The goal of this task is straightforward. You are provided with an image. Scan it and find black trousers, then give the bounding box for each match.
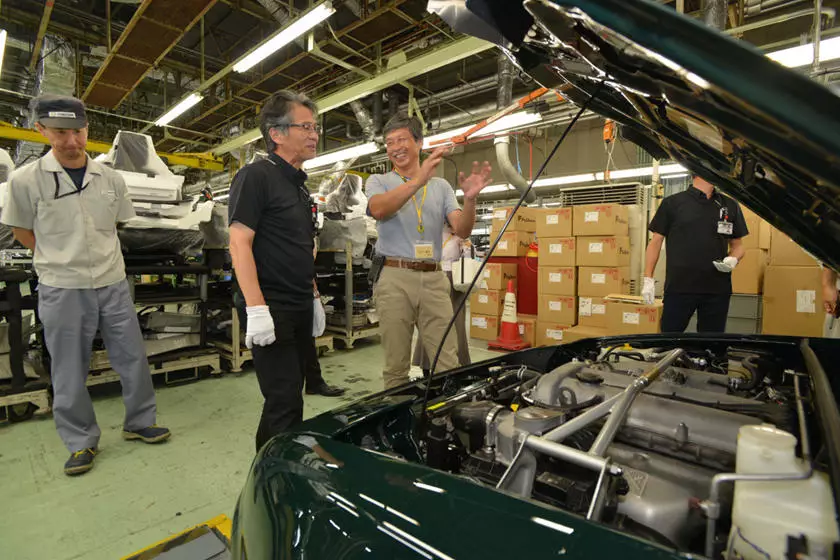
[304,335,326,391]
[240,304,314,453]
[661,293,731,333]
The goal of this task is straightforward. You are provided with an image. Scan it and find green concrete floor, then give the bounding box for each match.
[0,338,496,560]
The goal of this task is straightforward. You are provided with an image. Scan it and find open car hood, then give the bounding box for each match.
[432,0,840,270]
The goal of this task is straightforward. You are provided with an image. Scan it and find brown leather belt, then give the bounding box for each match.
[384,258,441,272]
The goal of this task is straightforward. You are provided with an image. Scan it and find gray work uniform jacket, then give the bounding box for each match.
[0,151,136,289]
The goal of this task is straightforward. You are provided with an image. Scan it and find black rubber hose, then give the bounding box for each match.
[740,356,763,390]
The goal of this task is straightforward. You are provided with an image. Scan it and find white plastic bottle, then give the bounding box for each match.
[728,424,839,559]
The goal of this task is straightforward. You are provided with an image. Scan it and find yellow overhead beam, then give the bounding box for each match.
[0,122,224,171]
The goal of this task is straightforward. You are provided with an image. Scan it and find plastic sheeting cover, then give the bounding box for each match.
[118,228,204,255]
[100,131,173,177]
[319,216,368,258]
[199,204,229,249]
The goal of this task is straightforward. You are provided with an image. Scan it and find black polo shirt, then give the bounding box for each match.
[649,186,748,295]
[228,153,314,310]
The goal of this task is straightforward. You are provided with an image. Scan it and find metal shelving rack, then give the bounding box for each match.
[321,241,379,349]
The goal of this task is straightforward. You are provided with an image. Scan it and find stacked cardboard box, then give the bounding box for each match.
[732,205,772,294]
[604,295,663,335]
[762,229,823,337]
[490,206,538,257]
[470,263,518,341]
[532,203,637,344]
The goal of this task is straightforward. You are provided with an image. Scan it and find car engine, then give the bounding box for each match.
[419,346,837,558]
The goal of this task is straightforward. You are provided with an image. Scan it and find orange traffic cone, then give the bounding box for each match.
[488,280,530,351]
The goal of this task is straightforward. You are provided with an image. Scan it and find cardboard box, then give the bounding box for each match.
[491,206,539,232]
[762,265,824,337]
[518,314,537,347]
[573,203,629,236]
[578,296,608,328]
[492,231,534,257]
[470,314,500,341]
[538,237,576,267]
[538,295,577,326]
[469,289,504,316]
[538,266,577,296]
[732,249,768,295]
[578,267,631,297]
[481,263,518,291]
[605,296,663,335]
[576,236,631,267]
[536,207,573,238]
[740,205,771,250]
[536,321,571,347]
[564,325,609,344]
[769,229,818,267]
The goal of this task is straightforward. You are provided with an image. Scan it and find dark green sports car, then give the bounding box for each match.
[231,1,840,558]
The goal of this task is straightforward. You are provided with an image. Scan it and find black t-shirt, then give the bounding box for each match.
[649,187,748,295]
[228,153,314,310]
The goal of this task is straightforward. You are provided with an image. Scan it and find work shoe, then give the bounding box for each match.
[64,448,97,476]
[123,425,171,443]
[305,384,347,397]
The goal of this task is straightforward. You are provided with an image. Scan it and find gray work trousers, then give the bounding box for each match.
[39,280,156,452]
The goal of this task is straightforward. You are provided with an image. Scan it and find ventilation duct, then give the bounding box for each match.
[14,36,76,167]
[349,100,376,141]
[703,0,727,30]
[494,53,536,204]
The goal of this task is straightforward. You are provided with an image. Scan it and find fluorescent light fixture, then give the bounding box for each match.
[302,141,379,170]
[214,194,229,201]
[0,30,6,79]
[531,516,575,535]
[534,173,597,187]
[155,93,203,127]
[422,112,543,149]
[455,183,513,196]
[595,163,686,180]
[767,36,840,68]
[233,2,335,73]
[479,111,542,135]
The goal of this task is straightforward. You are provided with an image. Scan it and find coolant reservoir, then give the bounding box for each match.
[729,424,839,559]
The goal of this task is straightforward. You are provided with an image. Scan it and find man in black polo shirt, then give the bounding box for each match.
[228,90,334,452]
[642,176,748,333]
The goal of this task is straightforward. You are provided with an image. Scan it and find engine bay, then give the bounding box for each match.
[410,343,840,559]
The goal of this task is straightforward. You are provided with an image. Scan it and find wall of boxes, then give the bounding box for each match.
[469,201,826,348]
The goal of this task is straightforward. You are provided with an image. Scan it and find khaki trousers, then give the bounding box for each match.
[375,266,459,389]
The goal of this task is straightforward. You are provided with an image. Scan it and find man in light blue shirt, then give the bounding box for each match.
[366,113,491,389]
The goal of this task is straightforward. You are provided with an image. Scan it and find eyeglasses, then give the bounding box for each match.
[287,123,322,135]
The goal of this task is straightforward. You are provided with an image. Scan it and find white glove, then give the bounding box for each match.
[245,305,276,349]
[641,277,656,305]
[713,256,739,273]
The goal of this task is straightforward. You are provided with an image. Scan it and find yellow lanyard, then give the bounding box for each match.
[397,173,427,234]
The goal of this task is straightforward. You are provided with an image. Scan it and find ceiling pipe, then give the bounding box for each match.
[703,0,727,30]
[745,0,807,17]
[349,99,376,141]
[726,7,835,34]
[494,53,537,204]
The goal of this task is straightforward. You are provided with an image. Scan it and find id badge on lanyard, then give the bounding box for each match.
[716,200,733,235]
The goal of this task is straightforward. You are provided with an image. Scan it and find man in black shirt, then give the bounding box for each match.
[643,176,748,333]
[228,90,339,452]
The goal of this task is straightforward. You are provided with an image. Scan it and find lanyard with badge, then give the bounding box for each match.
[715,197,733,235]
[396,172,433,260]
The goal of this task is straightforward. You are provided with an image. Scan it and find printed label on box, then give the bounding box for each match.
[484,270,491,278]
[546,215,559,225]
[519,324,525,335]
[472,317,488,328]
[591,273,606,284]
[547,329,564,340]
[494,210,507,220]
[499,240,509,251]
[623,312,640,325]
[549,243,563,254]
[592,304,606,315]
[478,295,489,304]
[589,242,604,254]
[549,301,563,311]
[580,297,592,316]
[479,281,488,289]
[796,290,816,314]
[549,273,563,283]
[585,211,599,223]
